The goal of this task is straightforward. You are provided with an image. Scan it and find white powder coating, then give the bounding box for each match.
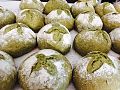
[20,0,44,12]
[0,23,36,48]
[73,2,87,9]
[45,9,72,20]
[37,23,72,45]
[22,0,41,4]
[37,24,53,41]
[80,31,98,40]
[95,2,117,18]
[38,49,58,56]
[22,0,33,3]
[72,1,94,10]
[76,12,103,32]
[17,9,28,20]
[0,6,15,20]
[110,28,120,42]
[0,51,16,76]
[78,13,103,27]
[0,51,14,66]
[16,9,44,28]
[87,0,98,6]
[75,54,119,80]
[114,2,120,13]
[0,60,16,75]
[71,1,95,17]
[45,9,74,30]
[19,49,71,90]
[0,6,5,17]
[104,3,116,12]
[103,13,120,23]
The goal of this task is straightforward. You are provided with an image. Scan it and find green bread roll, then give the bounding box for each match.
[75,12,103,32]
[16,9,45,33]
[37,23,71,54]
[110,28,120,54]
[0,23,36,57]
[71,1,95,17]
[45,9,74,30]
[95,2,117,17]
[0,6,16,29]
[74,30,111,56]
[73,51,120,90]
[18,49,72,90]
[44,0,70,14]
[78,0,98,7]
[0,51,17,90]
[20,0,44,12]
[102,12,120,32]
[114,1,120,13]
